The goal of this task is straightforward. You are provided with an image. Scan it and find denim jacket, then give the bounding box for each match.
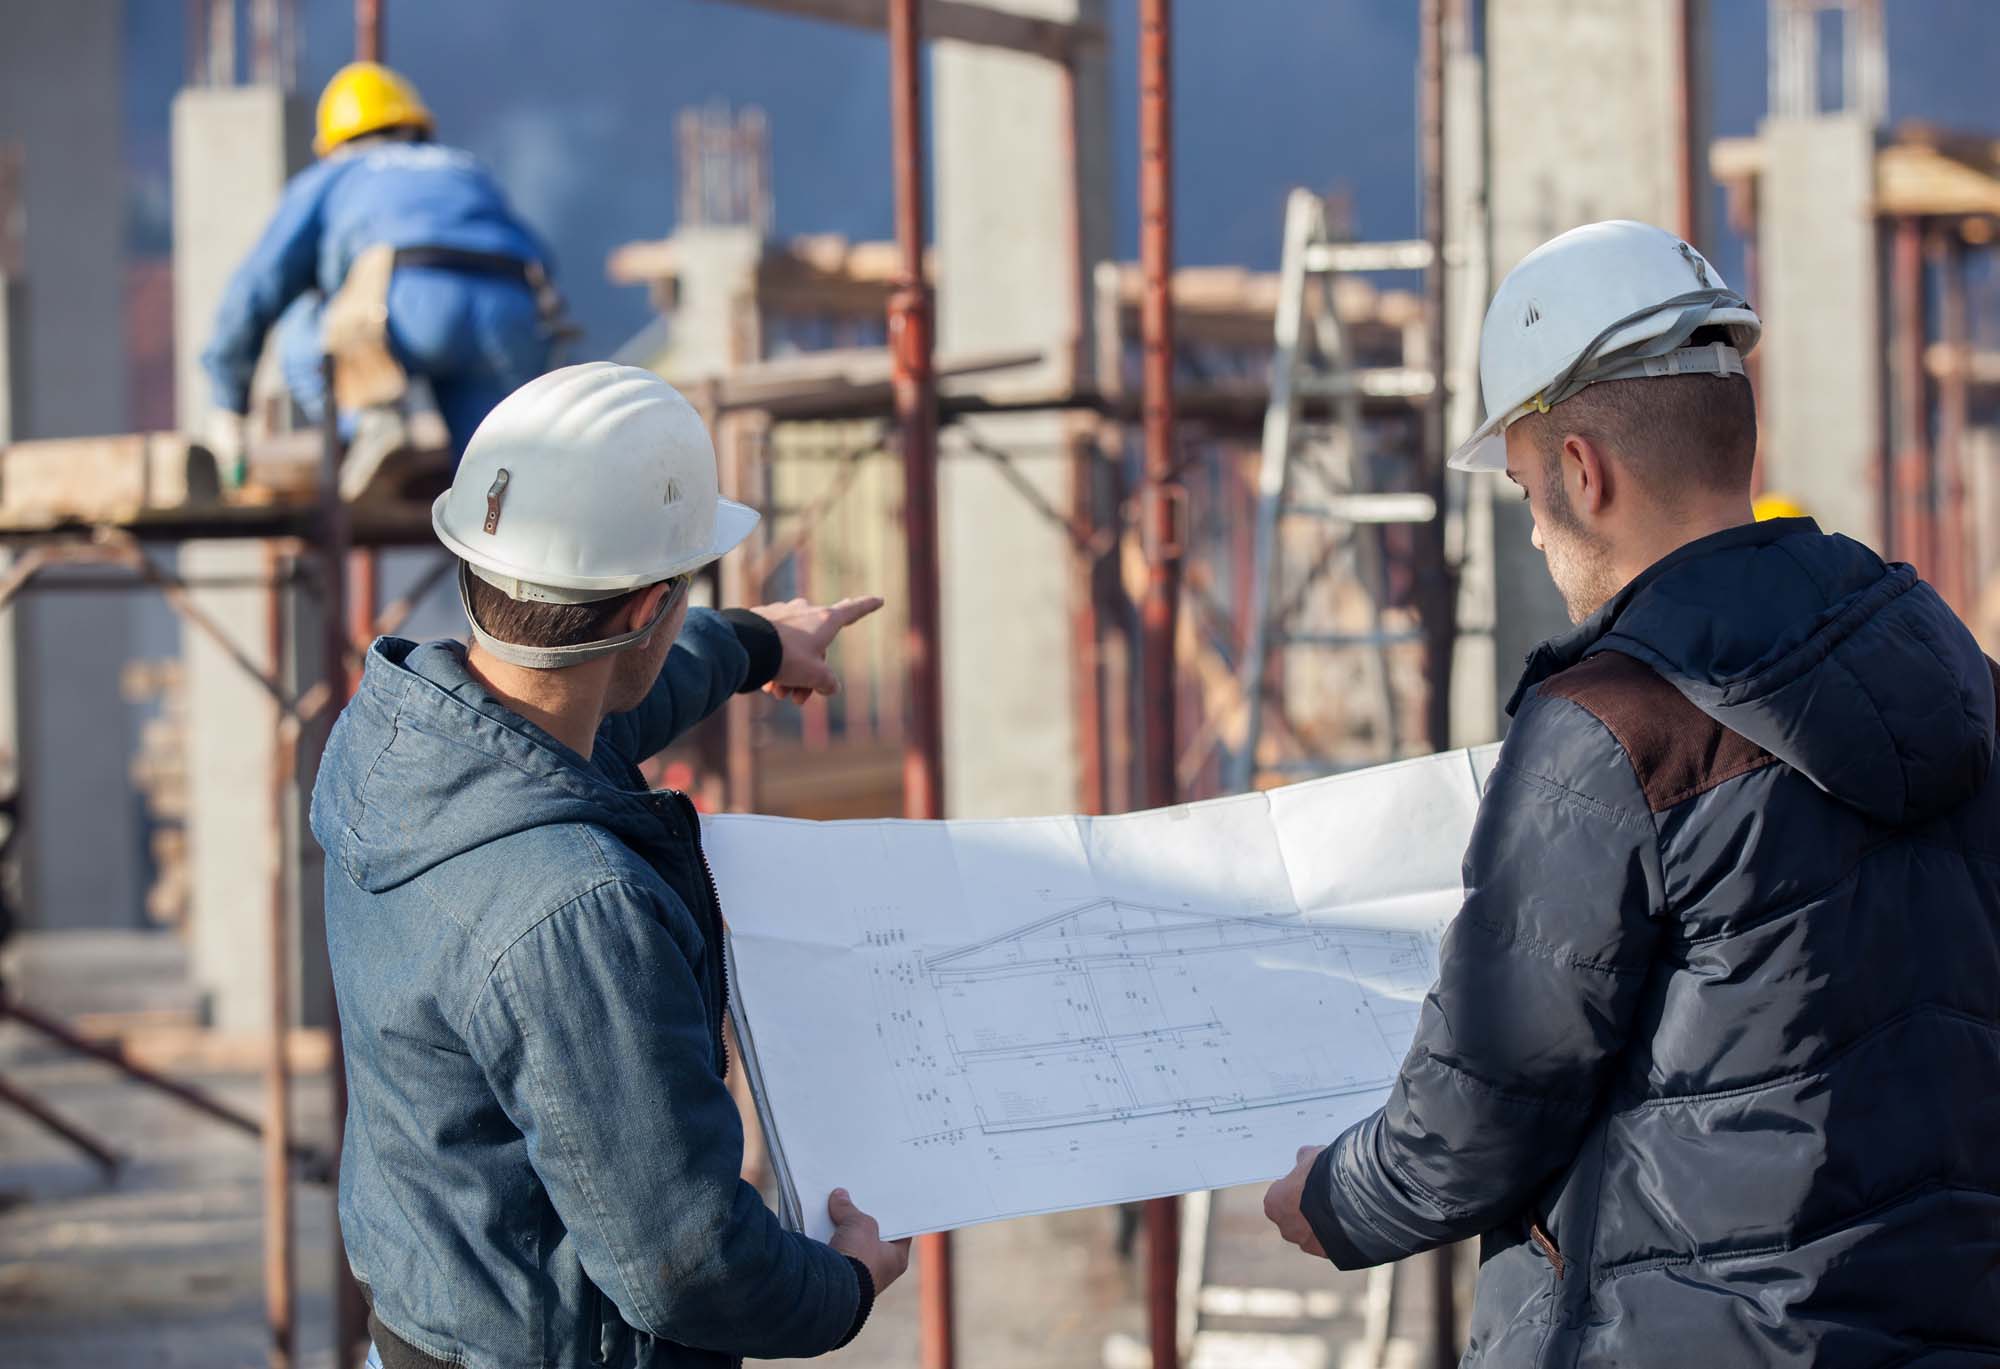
[311,608,871,1369]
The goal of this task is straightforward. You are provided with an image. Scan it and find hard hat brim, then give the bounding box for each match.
[432,492,763,602]
[1447,420,1508,474]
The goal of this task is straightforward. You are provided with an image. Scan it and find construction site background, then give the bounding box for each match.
[5,3,2000,1368]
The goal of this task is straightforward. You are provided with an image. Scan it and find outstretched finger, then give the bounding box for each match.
[828,1188,858,1225]
[825,595,886,633]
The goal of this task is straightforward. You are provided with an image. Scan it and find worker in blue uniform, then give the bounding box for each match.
[200,62,557,484]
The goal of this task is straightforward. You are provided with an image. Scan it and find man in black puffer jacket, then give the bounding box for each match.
[1263,220,2000,1365]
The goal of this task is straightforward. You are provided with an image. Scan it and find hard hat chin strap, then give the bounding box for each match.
[1535,287,1748,414]
[457,564,678,671]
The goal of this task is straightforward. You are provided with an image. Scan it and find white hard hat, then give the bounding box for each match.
[433,362,758,603]
[1449,220,1761,473]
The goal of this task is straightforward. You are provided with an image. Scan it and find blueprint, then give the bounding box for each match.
[706,744,1500,1241]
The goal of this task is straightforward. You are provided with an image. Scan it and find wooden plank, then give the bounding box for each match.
[701,0,1103,61]
[0,432,220,522]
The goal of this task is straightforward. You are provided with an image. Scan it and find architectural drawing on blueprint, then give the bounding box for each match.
[868,899,1432,1152]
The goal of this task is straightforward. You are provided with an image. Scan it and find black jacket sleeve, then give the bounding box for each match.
[1301,689,1666,1268]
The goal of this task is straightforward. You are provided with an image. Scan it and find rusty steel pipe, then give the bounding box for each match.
[0,1070,122,1176]
[1933,228,1970,615]
[0,995,331,1177]
[1420,1,1460,1359]
[317,358,371,1369]
[1138,2,1182,1365]
[1415,0,1456,760]
[263,544,298,1369]
[886,2,954,1366]
[356,0,384,62]
[1891,217,1933,570]
[351,550,380,656]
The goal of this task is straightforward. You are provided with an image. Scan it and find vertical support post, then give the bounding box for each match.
[886,5,952,1368]
[1726,180,1764,489]
[1138,3,1181,1366]
[1419,1,1460,1358]
[1933,227,1970,614]
[319,358,369,1369]
[350,551,379,655]
[1070,420,1106,815]
[1671,0,1700,247]
[1057,56,1105,818]
[356,0,383,62]
[251,0,279,84]
[1416,0,1455,757]
[1891,216,1932,570]
[207,0,238,87]
[263,544,297,1369]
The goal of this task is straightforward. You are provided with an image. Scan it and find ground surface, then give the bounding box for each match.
[1,932,1456,1368]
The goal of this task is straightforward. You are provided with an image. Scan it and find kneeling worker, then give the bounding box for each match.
[202,61,558,491]
[312,363,906,1368]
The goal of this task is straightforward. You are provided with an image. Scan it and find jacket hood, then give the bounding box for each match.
[1514,518,1995,825]
[310,638,660,892]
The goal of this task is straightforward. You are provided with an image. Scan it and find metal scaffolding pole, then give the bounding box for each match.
[887,2,953,1366]
[1933,227,1970,615]
[263,542,298,1369]
[1420,3,1460,1355]
[318,356,369,1369]
[1891,216,1933,570]
[357,0,384,62]
[1416,0,1455,760]
[1138,2,1181,1366]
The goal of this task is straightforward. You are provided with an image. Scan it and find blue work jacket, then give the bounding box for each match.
[310,609,871,1369]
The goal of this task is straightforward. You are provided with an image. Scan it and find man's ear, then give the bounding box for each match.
[621,581,671,634]
[1563,433,1611,516]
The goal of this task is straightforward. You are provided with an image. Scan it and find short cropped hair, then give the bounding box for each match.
[462,567,639,649]
[1516,329,1758,502]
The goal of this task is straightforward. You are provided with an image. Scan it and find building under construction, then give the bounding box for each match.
[3,1,1998,1366]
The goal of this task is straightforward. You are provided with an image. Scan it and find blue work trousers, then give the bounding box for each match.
[279,265,550,459]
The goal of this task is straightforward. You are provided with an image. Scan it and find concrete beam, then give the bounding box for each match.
[704,0,1104,61]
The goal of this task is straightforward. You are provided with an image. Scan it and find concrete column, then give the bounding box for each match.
[171,86,327,1031]
[1480,0,1707,728]
[1755,115,1882,545]
[932,0,1110,818]
[0,3,149,935]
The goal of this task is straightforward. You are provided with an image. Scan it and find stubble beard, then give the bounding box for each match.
[1539,476,1621,624]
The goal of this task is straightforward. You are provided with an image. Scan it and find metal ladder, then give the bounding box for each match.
[1226,188,1441,794]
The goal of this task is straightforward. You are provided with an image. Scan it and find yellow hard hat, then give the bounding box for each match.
[1752,492,1810,522]
[315,62,434,157]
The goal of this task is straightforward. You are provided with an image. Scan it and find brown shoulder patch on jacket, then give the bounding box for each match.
[1538,651,1776,813]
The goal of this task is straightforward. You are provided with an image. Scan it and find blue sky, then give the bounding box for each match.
[124,1,2000,356]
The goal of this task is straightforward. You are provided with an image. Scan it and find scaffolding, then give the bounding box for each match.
[0,2,1484,1367]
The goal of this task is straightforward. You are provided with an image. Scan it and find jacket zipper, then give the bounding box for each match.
[1529,1221,1565,1281]
[673,790,730,1081]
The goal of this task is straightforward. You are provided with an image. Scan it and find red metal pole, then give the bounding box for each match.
[318,361,370,1369]
[1934,227,1970,614]
[887,3,952,1366]
[356,0,383,62]
[1138,2,1181,1366]
[1891,216,1932,570]
[1419,0,1460,1358]
[350,550,379,657]
[264,544,298,1369]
